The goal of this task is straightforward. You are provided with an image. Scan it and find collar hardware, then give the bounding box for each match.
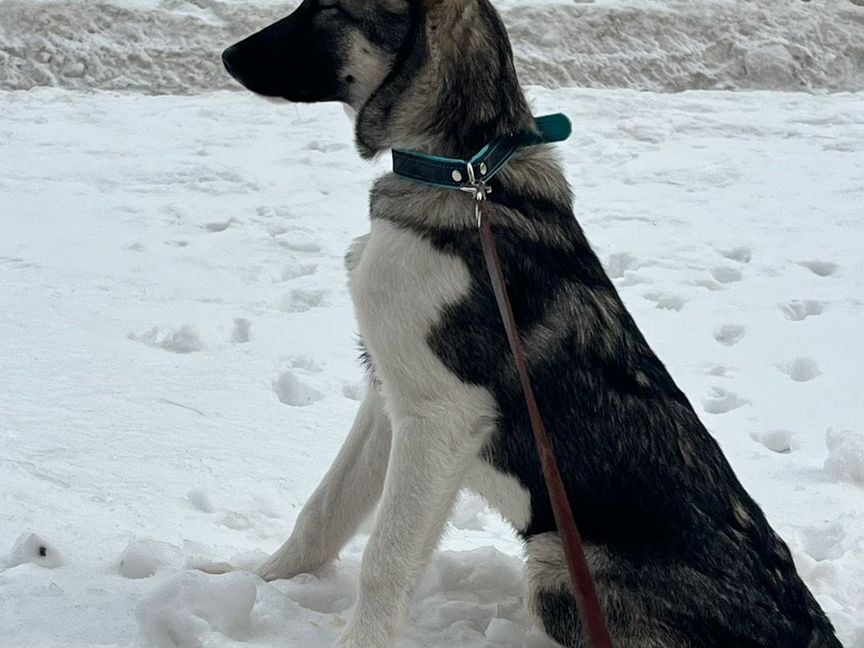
[391,113,572,192]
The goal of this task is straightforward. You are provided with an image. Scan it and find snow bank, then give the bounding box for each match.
[1,0,863,93]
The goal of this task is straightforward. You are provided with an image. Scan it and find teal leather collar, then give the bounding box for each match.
[391,113,572,190]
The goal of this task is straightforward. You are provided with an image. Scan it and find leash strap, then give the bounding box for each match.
[477,204,613,648]
[392,113,613,647]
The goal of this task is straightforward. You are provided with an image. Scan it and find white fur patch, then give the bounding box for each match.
[349,218,496,422]
[464,460,532,532]
[526,532,614,596]
[342,218,502,648]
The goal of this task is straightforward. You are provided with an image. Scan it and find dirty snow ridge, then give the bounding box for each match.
[1,0,864,93]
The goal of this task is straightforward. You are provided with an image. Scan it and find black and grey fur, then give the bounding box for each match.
[222,1,842,647]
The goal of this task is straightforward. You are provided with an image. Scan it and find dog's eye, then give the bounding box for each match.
[317,3,345,15]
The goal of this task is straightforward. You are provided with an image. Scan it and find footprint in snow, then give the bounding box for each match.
[780,300,826,321]
[798,260,838,277]
[797,523,846,562]
[778,357,821,382]
[0,256,41,270]
[605,252,639,280]
[278,263,317,282]
[281,288,326,313]
[711,266,743,284]
[273,371,323,407]
[278,238,323,253]
[702,387,750,414]
[187,489,215,514]
[306,140,349,153]
[719,246,752,263]
[713,324,746,346]
[692,279,724,292]
[118,539,184,579]
[644,292,686,311]
[129,325,204,354]
[221,511,252,530]
[203,219,235,233]
[266,223,291,237]
[289,355,322,372]
[256,205,299,221]
[231,318,252,343]
[751,429,798,454]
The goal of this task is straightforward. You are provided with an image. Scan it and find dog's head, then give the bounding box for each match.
[223,0,532,158]
[222,0,415,109]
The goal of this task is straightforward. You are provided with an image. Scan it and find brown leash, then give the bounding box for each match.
[476,197,614,648]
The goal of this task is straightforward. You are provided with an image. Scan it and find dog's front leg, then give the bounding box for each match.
[257,382,392,581]
[336,410,486,648]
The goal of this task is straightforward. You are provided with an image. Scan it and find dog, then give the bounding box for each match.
[221,1,842,646]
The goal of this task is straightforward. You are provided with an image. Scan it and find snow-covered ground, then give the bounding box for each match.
[2,0,864,646]
[1,85,862,647]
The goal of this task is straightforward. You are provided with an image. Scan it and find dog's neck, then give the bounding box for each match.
[355,0,534,161]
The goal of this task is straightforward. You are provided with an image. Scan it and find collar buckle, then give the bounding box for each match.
[459,161,491,200]
[458,160,492,227]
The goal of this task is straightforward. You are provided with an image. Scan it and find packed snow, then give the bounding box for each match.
[1,0,864,647]
[1,84,862,648]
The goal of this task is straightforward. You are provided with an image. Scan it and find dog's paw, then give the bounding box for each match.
[255,553,307,582]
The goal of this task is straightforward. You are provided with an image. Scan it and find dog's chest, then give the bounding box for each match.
[347,220,471,387]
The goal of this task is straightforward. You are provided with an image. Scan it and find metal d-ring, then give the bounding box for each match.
[457,162,492,226]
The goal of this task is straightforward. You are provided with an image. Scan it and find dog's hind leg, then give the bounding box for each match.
[525,532,835,648]
[257,382,392,581]
[525,533,666,648]
[336,404,490,648]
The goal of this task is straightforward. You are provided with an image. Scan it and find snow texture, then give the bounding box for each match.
[137,571,258,647]
[118,539,185,579]
[1,0,864,93]
[5,532,64,569]
[1,85,862,647]
[825,429,864,484]
[1,0,863,646]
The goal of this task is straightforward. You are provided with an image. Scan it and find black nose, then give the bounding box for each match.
[222,45,240,81]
